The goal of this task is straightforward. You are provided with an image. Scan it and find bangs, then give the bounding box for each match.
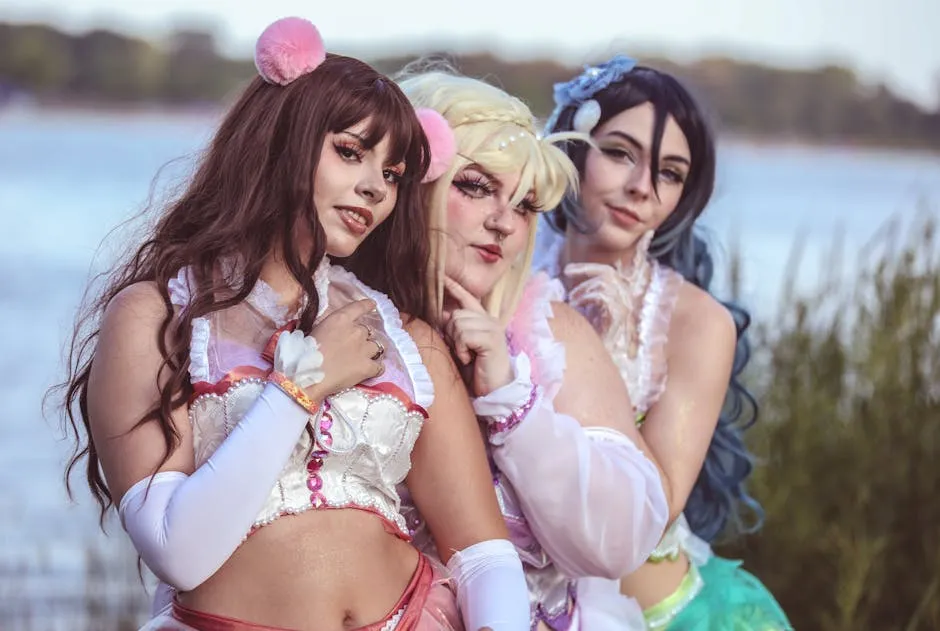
[464,123,577,212]
[328,77,428,180]
[598,69,695,196]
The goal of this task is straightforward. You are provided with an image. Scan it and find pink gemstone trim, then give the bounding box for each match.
[306,401,334,506]
[487,384,539,439]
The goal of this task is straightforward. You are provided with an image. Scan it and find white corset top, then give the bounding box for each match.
[189,379,426,538]
[171,259,434,540]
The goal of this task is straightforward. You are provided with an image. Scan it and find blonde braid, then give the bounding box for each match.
[452,110,535,132]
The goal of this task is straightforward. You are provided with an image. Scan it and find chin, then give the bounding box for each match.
[595,226,640,254]
[469,274,498,301]
[473,283,494,302]
[446,268,489,301]
[324,234,363,259]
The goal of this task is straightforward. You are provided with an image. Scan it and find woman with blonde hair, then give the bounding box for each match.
[397,66,670,630]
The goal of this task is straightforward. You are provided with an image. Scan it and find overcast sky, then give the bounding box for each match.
[3,0,937,108]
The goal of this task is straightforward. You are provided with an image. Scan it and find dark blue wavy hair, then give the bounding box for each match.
[545,65,763,542]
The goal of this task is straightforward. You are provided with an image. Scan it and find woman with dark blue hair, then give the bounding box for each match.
[537,56,792,630]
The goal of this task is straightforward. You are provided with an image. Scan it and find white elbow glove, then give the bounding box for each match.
[119,331,325,591]
[447,539,531,631]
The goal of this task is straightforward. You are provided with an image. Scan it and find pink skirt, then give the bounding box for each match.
[139,554,462,631]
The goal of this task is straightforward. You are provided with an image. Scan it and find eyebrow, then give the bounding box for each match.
[464,163,499,188]
[463,163,537,201]
[341,131,366,143]
[341,130,405,170]
[604,130,691,167]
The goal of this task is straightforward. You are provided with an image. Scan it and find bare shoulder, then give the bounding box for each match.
[547,299,619,378]
[94,280,177,387]
[401,314,435,341]
[402,315,447,354]
[546,300,598,345]
[402,316,461,382]
[100,281,171,339]
[670,280,736,360]
[546,303,638,434]
[88,280,194,501]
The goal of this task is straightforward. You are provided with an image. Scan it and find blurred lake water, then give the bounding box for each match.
[1,109,938,628]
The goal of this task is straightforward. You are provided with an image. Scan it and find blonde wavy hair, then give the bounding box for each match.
[397,64,585,325]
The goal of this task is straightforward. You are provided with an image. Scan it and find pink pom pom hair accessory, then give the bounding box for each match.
[254,17,326,86]
[254,18,456,184]
[414,108,457,183]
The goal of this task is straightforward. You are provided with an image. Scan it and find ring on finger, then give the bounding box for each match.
[370,338,386,361]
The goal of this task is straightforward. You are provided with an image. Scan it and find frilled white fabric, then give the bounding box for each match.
[331,265,434,410]
[533,225,682,415]
[167,259,432,539]
[272,330,325,387]
[471,351,539,446]
[563,259,681,416]
[168,267,210,383]
[504,272,567,401]
[648,514,713,567]
[403,272,668,631]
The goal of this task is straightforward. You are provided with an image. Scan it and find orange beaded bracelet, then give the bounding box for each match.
[267,370,321,416]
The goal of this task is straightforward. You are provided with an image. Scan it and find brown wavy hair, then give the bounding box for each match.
[54,54,431,522]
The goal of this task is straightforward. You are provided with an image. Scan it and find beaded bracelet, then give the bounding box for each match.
[267,370,321,416]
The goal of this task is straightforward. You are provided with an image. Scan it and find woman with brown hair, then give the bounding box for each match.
[55,17,529,631]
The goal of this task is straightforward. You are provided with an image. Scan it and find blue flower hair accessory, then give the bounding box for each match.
[544,54,638,133]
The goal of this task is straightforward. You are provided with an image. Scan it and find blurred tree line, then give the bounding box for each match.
[2,21,939,152]
[0,23,245,106]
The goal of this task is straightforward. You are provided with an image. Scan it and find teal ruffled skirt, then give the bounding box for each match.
[644,556,793,630]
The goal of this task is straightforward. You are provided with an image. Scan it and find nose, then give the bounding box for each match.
[356,168,387,205]
[483,202,517,241]
[626,162,653,200]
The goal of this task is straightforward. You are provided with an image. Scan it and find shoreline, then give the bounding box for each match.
[4,101,939,160]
